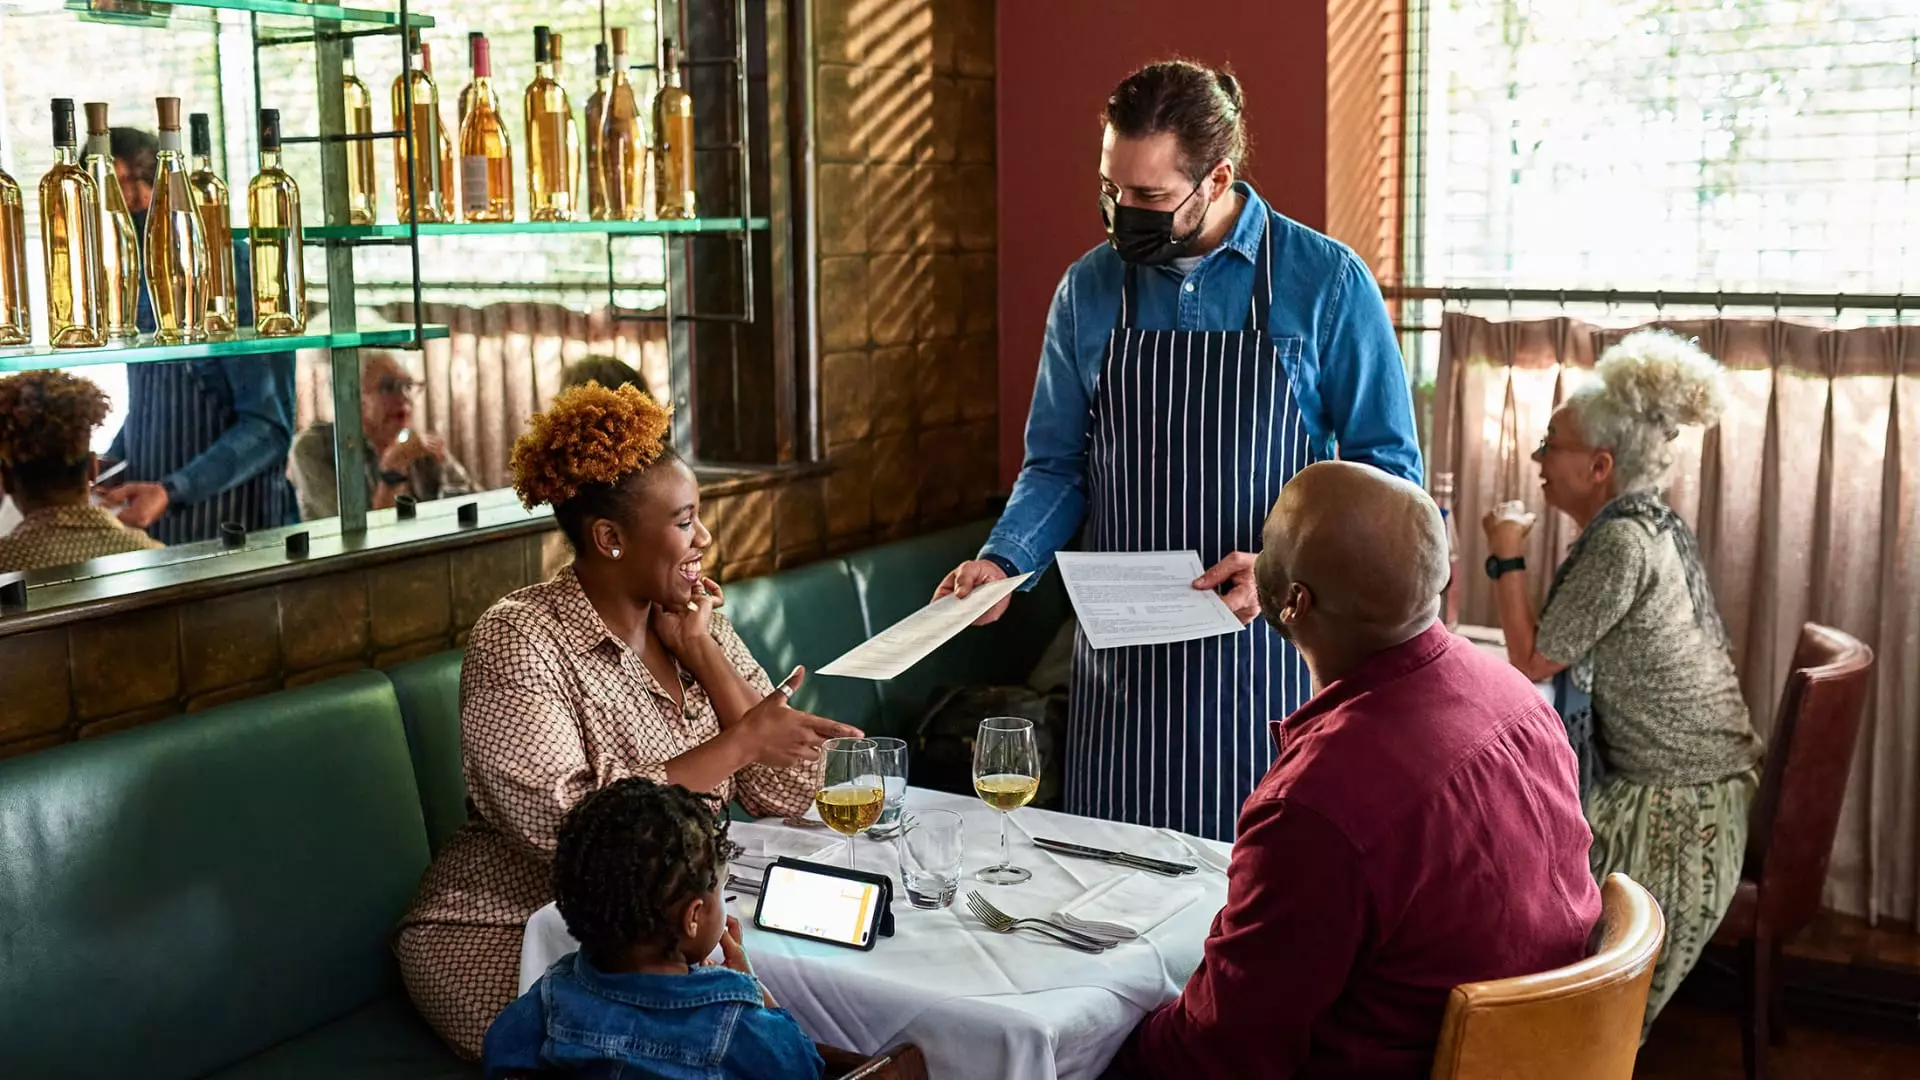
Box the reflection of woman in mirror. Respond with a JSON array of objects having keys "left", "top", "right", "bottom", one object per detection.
[
  {"left": 394, "top": 383, "right": 860, "bottom": 1060},
  {"left": 287, "top": 351, "right": 472, "bottom": 521},
  {"left": 0, "top": 370, "right": 162, "bottom": 573}
]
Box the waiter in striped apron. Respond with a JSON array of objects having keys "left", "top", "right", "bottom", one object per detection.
[{"left": 937, "top": 60, "right": 1422, "bottom": 841}]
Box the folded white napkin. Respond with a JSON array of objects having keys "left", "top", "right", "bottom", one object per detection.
[{"left": 1053, "top": 871, "right": 1207, "bottom": 940}]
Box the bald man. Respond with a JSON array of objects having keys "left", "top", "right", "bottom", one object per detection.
[
  {"left": 1110, "top": 462, "right": 1601, "bottom": 1080},
  {"left": 287, "top": 352, "right": 472, "bottom": 521}
]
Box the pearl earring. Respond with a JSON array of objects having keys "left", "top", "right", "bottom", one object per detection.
[{"left": 609, "top": 548, "right": 623, "bottom": 560}]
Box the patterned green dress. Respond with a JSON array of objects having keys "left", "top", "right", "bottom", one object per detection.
[{"left": 1537, "top": 512, "right": 1764, "bottom": 1033}]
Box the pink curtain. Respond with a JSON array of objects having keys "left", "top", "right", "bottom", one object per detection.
[
  {"left": 1435, "top": 310, "right": 1920, "bottom": 922},
  {"left": 295, "top": 303, "right": 669, "bottom": 491}
]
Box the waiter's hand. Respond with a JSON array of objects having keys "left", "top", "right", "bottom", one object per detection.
[
  {"left": 102, "top": 482, "right": 170, "bottom": 530},
  {"left": 934, "top": 559, "right": 1012, "bottom": 627},
  {"left": 1194, "top": 552, "right": 1261, "bottom": 625}
]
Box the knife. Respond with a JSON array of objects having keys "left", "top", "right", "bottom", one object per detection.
[{"left": 1033, "top": 836, "right": 1198, "bottom": 876}]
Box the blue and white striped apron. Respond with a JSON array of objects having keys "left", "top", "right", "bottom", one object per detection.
[{"left": 1065, "top": 215, "right": 1319, "bottom": 841}]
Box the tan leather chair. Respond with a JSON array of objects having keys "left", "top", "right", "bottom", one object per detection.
[
  {"left": 820, "top": 1042, "right": 930, "bottom": 1080},
  {"left": 1430, "top": 873, "right": 1664, "bottom": 1080}
]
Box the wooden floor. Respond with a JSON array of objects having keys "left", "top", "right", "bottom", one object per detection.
[
  {"left": 1635, "top": 909, "right": 1920, "bottom": 1078},
  {"left": 1637, "top": 999, "right": 1920, "bottom": 1078}
]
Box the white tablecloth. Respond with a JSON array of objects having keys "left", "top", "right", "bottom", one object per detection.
[{"left": 519, "top": 787, "right": 1232, "bottom": 1080}]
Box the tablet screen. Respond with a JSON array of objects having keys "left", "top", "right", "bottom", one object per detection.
[{"left": 757, "top": 864, "right": 883, "bottom": 947}]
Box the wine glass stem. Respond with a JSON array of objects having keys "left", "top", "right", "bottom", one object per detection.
[
  {"left": 998, "top": 812, "right": 1011, "bottom": 870},
  {"left": 847, "top": 834, "right": 856, "bottom": 869}
]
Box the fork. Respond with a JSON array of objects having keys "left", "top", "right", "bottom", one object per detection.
[{"left": 965, "top": 891, "right": 1114, "bottom": 952}]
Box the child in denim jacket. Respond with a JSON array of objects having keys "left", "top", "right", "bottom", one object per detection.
[{"left": 482, "top": 778, "right": 824, "bottom": 1080}]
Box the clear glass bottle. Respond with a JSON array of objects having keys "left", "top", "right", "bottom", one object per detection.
[
  {"left": 81, "top": 102, "right": 141, "bottom": 340},
  {"left": 524, "top": 26, "right": 578, "bottom": 222},
  {"left": 145, "top": 96, "right": 210, "bottom": 345},
  {"left": 39, "top": 98, "right": 107, "bottom": 349},
  {"left": 188, "top": 112, "right": 238, "bottom": 337},
  {"left": 652, "top": 36, "right": 696, "bottom": 220},
  {"left": 0, "top": 167, "right": 30, "bottom": 346},
  {"left": 552, "top": 33, "right": 581, "bottom": 206},
  {"left": 248, "top": 109, "right": 306, "bottom": 336},
  {"left": 391, "top": 30, "right": 450, "bottom": 223},
  {"left": 427, "top": 44, "right": 458, "bottom": 218},
  {"left": 341, "top": 36, "right": 378, "bottom": 225},
  {"left": 458, "top": 34, "right": 514, "bottom": 222},
  {"left": 1433, "top": 470, "right": 1463, "bottom": 630},
  {"left": 584, "top": 43, "right": 613, "bottom": 221},
  {"left": 602, "top": 27, "right": 649, "bottom": 221}
]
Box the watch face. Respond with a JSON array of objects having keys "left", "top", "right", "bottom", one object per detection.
[{"left": 1485, "top": 555, "right": 1503, "bottom": 579}]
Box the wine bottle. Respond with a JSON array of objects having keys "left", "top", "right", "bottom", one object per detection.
[
  {"left": 341, "top": 36, "right": 378, "bottom": 225},
  {"left": 458, "top": 34, "right": 514, "bottom": 222},
  {"left": 82, "top": 103, "right": 141, "bottom": 340},
  {"left": 426, "top": 44, "right": 458, "bottom": 218},
  {"left": 248, "top": 109, "right": 306, "bottom": 336},
  {"left": 392, "top": 29, "right": 450, "bottom": 223},
  {"left": 602, "top": 27, "right": 649, "bottom": 222},
  {"left": 552, "top": 33, "right": 582, "bottom": 205},
  {"left": 40, "top": 99, "right": 107, "bottom": 349},
  {"left": 524, "top": 26, "right": 577, "bottom": 222},
  {"left": 145, "top": 96, "right": 210, "bottom": 345},
  {"left": 584, "top": 43, "right": 613, "bottom": 221},
  {"left": 653, "top": 36, "right": 696, "bottom": 220},
  {"left": 187, "top": 112, "right": 239, "bottom": 337},
  {"left": 457, "top": 31, "right": 497, "bottom": 122},
  {"left": 0, "top": 167, "right": 31, "bottom": 346}
]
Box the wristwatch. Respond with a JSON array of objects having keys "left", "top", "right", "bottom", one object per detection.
[
  {"left": 1485, "top": 555, "right": 1526, "bottom": 580},
  {"left": 980, "top": 553, "right": 1020, "bottom": 579}
]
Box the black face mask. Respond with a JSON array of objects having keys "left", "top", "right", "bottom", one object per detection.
[{"left": 1101, "top": 178, "right": 1210, "bottom": 266}]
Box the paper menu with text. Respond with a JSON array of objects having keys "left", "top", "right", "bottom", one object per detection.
[
  {"left": 817, "top": 572, "right": 1033, "bottom": 680},
  {"left": 1054, "top": 550, "right": 1245, "bottom": 650}
]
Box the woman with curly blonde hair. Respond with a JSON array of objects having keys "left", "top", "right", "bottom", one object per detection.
[
  {"left": 395, "top": 383, "right": 861, "bottom": 1059},
  {"left": 0, "top": 371, "right": 162, "bottom": 573},
  {"left": 1481, "top": 330, "right": 1763, "bottom": 1032}
]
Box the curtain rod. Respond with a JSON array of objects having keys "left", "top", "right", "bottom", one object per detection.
[{"left": 1381, "top": 285, "right": 1916, "bottom": 313}]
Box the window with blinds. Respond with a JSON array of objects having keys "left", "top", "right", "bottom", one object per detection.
[{"left": 1409, "top": 0, "right": 1920, "bottom": 293}]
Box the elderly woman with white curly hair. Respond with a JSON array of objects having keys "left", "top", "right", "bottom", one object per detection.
[{"left": 1481, "top": 329, "right": 1763, "bottom": 1033}]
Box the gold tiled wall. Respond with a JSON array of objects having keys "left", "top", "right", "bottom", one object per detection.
[
  {"left": 0, "top": 535, "right": 546, "bottom": 760},
  {"left": 811, "top": 0, "right": 1000, "bottom": 558}
]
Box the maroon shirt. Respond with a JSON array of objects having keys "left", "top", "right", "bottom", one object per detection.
[{"left": 1112, "top": 623, "right": 1601, "bottom": 1080}]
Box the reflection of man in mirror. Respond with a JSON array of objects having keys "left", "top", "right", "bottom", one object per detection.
[
  {"left": 96, "top": 128, "right": 300, "bottom": 545},
  {"left": 288, "top": 351, "right": 472, "bottom": 522}
]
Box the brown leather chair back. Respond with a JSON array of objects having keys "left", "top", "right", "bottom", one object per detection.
[
  {"left": 1742, "top": 623, "right": 1874, "bottom": 938},
  {"left": 1429, "top": 873, "right": 1664, "bottom": 1080}
]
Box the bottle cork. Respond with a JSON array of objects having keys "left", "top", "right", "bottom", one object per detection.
[
  {"left": 533, "top": 26, "right": 551, "bottom": 64},
  {"left": 190, "top": 113, "right": 212, "bottom": 157},
  {"left": 611, "top": 27, "right": 629, "bottom": 56},
  {"left": 84, "top": 102, "right": 111, "bottom": 137},
  {"left": 155, "top": 96, "right": 182, "bottom": 131}
]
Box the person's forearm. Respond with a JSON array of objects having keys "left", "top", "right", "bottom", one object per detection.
[
  {"left": 163, "top": 416, "right": 288, "bottom": 506},
  {"left": 683, "top": 639, "right": 761, "bottom": 728},
  {"left": 663, "top": 726, "right": 754, "bottom": 793},
  {"left": 1494, "top": 571, "right": 1559, "bottom": 680}
]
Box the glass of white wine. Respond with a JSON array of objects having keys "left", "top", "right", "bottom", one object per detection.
[
  {"left": 816, "top": 738, "right": 884, "bottom": 869},
  {"left": 972, "top": 716, "right": 1040, "bottom": 885}
]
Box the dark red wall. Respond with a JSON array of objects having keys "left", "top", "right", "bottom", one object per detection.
[{"left": 994, "top": 1, "right": 1330, "bottom": 486}]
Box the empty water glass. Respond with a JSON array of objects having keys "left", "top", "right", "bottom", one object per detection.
[
  {"left": 865, "top": 737, "right": 910, "bottom": 838},
  {"left": 896, "top": 809, "right": 963, "bottom": 909}
]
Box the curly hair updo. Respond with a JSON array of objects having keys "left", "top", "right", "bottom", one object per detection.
[
  {"left": 510, "top": 381, "right": 675, "bottom": 548},
  {"left": 553, "top": 778, "right": 741, "bottom": 964},
  {"left": 0, "top": 371, "right": 113, "bottom": 495},
  {"left": 1567, "top": 330, "right": 1726, "bottom": 496}
]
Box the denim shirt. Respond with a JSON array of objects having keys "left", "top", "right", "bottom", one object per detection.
[
  {"left": 983, "top": 183, "right": 1423, "bottom": 579},
  {"left": 483, "top": 953, "right": 825, "bottom": 1080}
]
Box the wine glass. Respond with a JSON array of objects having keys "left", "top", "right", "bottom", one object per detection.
[
  {"left": 817, "top": 738, "right": 883, "bottom": 868},
  {"left": 972, "top": 716, "right": 1039, "bottom": 885}
]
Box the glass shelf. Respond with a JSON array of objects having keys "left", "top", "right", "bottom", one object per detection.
[
  {"left": 52, "top": 0, "right": 435, "bottom": 26},
  {"left": 0, "top": 324, "right": 449, "bottom": 373},
  {"left": 305, "top": 217, "right": 769, "bottom": 240}
]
